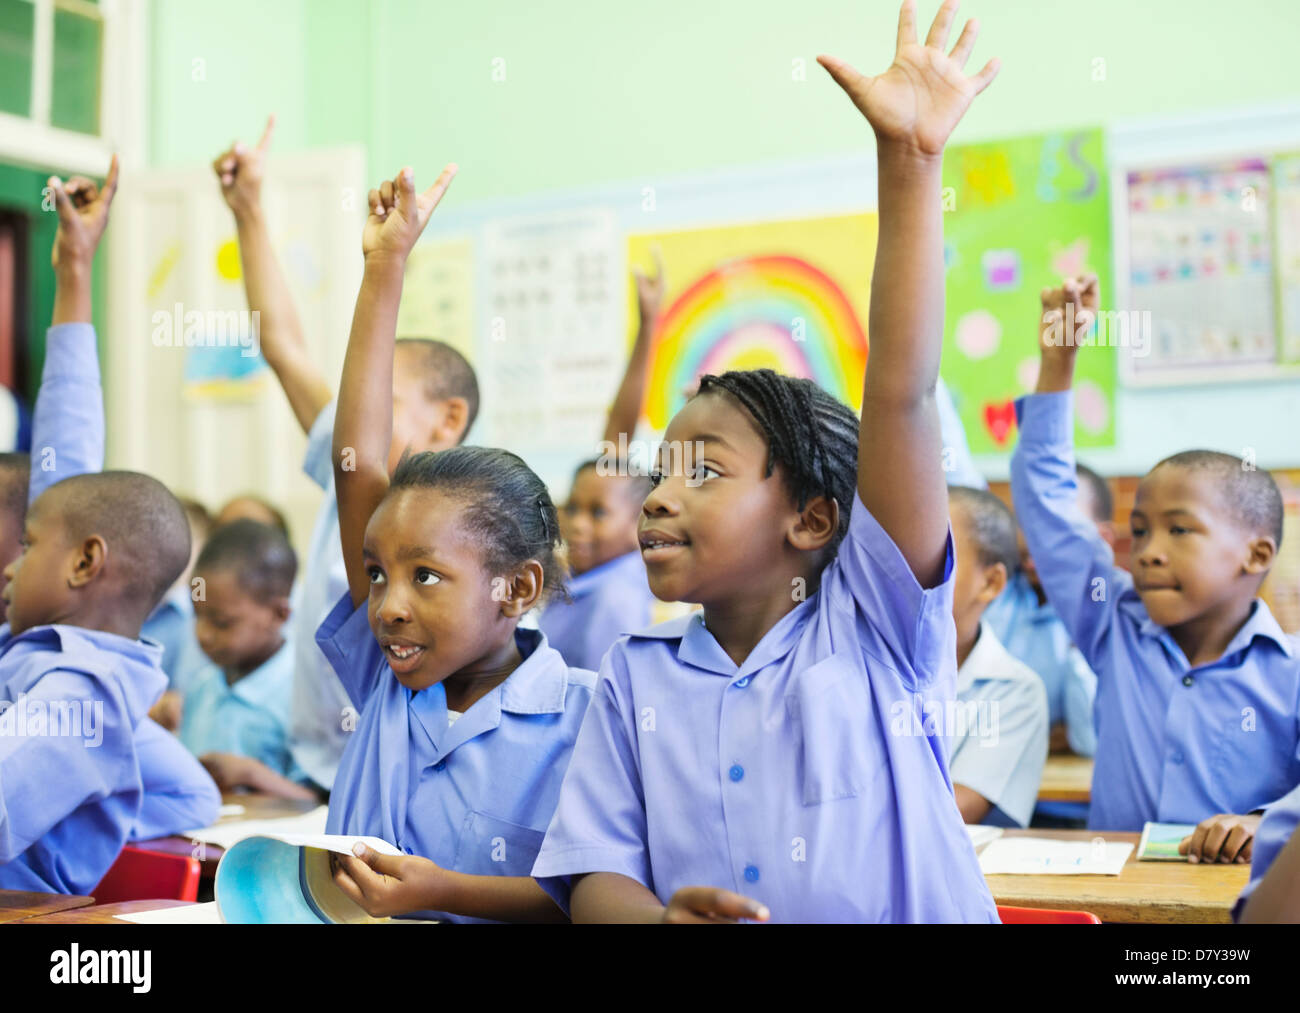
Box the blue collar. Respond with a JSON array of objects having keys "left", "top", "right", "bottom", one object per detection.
[
  {"left": 1137, "top": 598, "right": 1296, "bottom": 665},
  {"left": 227, "top": 639, "right": 294, "bottom": 709},
  {"left": 630, "top": 597, "right": 815, "bottom": 677}
]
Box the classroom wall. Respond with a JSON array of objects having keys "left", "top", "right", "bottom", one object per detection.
[{"left": 142, "top": 0, "right": 1300, "bottom": 490}]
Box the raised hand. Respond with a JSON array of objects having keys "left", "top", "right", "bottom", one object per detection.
[
  {"left": 818, "top": 0, "right": 999, "bottom": 157},
  {"left": 49, "top": 154, "right": 120, "bottom": 272},
  {"left": 633, "top": 244, "right": 667, "bottom": 323},
  {"left": 212, "top": 115, "right": 276, "bottom": 217},
  {"left": 362, "top": 164, "right": 458, "bottom": 261}
]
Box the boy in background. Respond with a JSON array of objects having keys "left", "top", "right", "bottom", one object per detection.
[
  {"left": 947, "top": 486, "right": 1049, "bottom": 827},
  {"left": 1011, "top": 274, "right": 1300, "bottom": 856},
  {"left": 179, "top": 519, "right": 315, "bottom": 800}
]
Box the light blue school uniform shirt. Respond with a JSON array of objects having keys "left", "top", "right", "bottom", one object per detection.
[
  {"left": 287, "top": 401, "right": 354, "bottom": 791},
  {"left": 538, "top": 550, "right": 655, "bottom": 672},
  {"left": 0, "top": 323, "right": 219, "bottom": 892},
  {"left": 141, "top": 586, "right": 206, "bottom": 695},
  {"left": 532, "top": 492, "right": 1000, "bottom": 923},
  {"left": 949, "top": 621, "right": 1049, "bottom": 828},
  {"left": 1234, "top": 779, "right": 1300, "bottom": 919},
  {"left": 130, "top": 716, "right": 222, "bottom": 842},
  {"left": 1011, "top": 391, "right": 1300, "bottom": 831},
  {"left": 317, "top": 594, "right": 597, "bottom": 923},
  {"left": 984, "top": 571, "right": 1099, "bottom": 756},
  {"left": 179, "top": 639, "right": 298, "bottom": 777}
]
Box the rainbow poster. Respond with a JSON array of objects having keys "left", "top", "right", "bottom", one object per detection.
[{"left": 628, "top": 214, "right": 876, "bottom": 429}]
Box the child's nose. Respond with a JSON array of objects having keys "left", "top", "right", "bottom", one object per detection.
[
  {"left": 377, "top": 586, "right": 412, "bottom": 623},
  {"left": 642, "top": 481, "right": 679, "bottom": 517}
]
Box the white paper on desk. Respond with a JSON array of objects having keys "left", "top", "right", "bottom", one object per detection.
[
  {"left": 244, "top": 833, "right": 403, "bottom": 858},
  {"left": 978, "top": 838, "right": 1133, "bottom": 876},
  {"left": 218, "top": 803, "right": 246, "bottom": 817},
  {"left": 965, "top": 825, "right": 1005, "bottom": 850},
  {"left": 114, "top": 902, "right": 222, "bottom": 924},
  {"left": 179, "top": 805, "right": 330, "bottom": 850}
]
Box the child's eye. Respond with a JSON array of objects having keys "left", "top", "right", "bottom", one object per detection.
[
  {"left": 691, "top": 464, "right": 721, "bottom": 482},
  {"left": 367, "top": 566, "right": 385, "bottom": 585},
  {"left": 415, "top": 569, "right": 441, "bottom": 586},
  {"left": 648, "top": 469, "right": 665, "bottom": 488},
  {"left": 1169, "top": 525, "right": 1189, "bottom": 535},
  {"left": 592, "top": 507, "right": 606, "bottom": 519}
]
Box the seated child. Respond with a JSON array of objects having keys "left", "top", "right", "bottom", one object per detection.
[
  {"left": 985, "top": 465, "right": 1107, "bottom": 756},
  {"left": 179, "top": 519, "right": 315, "bottom": 801},
  {"left": 143, "top": 495, "right": 211, "bottom": 726},
  {"left": 1011, "top": 274, "right": 1300, "bottom": 855},
  {"left": 1237, "top": 780, "right": 1300, "bottom": 922},
  {"left": 214, "top": 119, "right": 480, "bottom": 793},
  {"left": 318, "top": 164, "right": 595, "bottom": 922},
  {"left": 533, "top": 2, "right": 1003, "bottom": 922},
  {"left": 0, "top": 160, "right": 219, "bottom": 893},
  {"left": 540, "top": 460, "right": 655, "bottom": 670},
  {"left": 539, "top": 254, "right": 663, "bottom": 669},
  {"left": 947, "top": 486, "right": 1048, "bottom": 828}
]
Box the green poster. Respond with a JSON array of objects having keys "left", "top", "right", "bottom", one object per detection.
[{"left": 941, "top": 128, "right": 1114, "bottom": 455}]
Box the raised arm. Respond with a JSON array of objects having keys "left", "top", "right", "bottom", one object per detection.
[
  {"left": 1009, "top": 275, "right": 1124, "bottom": 668},
  {"left": 334, "top": 166, "right": 457, "bottom": 606},
  {"left": 29, "top": 157, "right": 119, "bottom": 504},
  {"left": 602, "top": 247, "right": 664, "bottom": 446},
  {"left": 819, "top": 0, "right": 999, "bottom": 587},
  {"left": 214, "top": 117, "right": 332, "bottom": 435}
]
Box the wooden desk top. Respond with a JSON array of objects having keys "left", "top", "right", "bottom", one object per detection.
[
  {"left": 983, "top": 829, "right": 1250, "bottom": 924},
  {"left": 1037, "top": 754, "right": 1094, "bottom": 804},
  {"left": 0, "top": 890, "right": 96, "bottom": 924},
  {"left": 20, "top": 900, "right": 196, "bottom": 925}
]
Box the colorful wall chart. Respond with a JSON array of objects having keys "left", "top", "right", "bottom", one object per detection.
[
  {"left": 941, "top": 128, "right": 1114, "bottom": 453},
  {"left": 628, "top": 214, "right": 875, "bottom": 430},
  {"left": 1274, "top": 152, "right": 1300, "bottom": 365}
]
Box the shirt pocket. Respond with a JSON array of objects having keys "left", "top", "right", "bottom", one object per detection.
[
  {"left": 452, "top": 810, "right": 547, "bottom": 878},
  {"left": 785, "top": 653, "right": 885, "bottom": 806}
]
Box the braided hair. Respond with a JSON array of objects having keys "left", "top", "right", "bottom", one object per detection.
[
  {"left": 389, "top": 446, "right": 566, "bottom": 599},
  {"left": 695, "top": 369, "right": 859, "bottom": 554}
]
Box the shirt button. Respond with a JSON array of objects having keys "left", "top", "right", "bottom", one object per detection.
[
  {"left": 1172, "top": 752, "right": 1184, "bottom": 764},
  {"left": 735, "top": 677, "right": 751, "bottom": 688},
  {"left": 729, "top": 764, "right": 745, "bottom": 782},
  {"left": 1182, "top": 675, "right": 1194, "bottom": 687},
  {"left": 403, "top": 845, "right": 414, "bottom": 855},
  {"left": 743, "top": 865, "right": 760, "bottom": 883},
  {"left": 433, "top": 760, "right": 447, "bottom": 771}
]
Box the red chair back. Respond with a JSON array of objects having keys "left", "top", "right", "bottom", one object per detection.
[
  {"left": 998, "top": 905, "right": 1102, "bottom": 924},
  {"left": 93, "top": 846, "right": 201, "bottom": 904}
]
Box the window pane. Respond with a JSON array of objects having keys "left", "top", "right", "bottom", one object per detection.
[
  {"left": 50, "top": 5, "right": 101, "bottom": 134},
  {"left": 0, "top": 0, "right": 34, "bottom": 118}
]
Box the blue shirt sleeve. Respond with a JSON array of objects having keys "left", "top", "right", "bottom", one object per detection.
[
  {"left": 28, "top": 323, "right": 104, "bottom": 505},
  {"left": 130, "top": 717, "right": 221, "bottom": 839},
  {"left": 314, "top": 592, "right": 384, "bottom": 710},
  {"left": 1063, "top": 646, "right": 1098, "bottom": 757},
  {"left": 936, "top": 376, "right": 986, "bottom": 490},
  {"left": 532, "top": 649, "right": 652, "bottom": 916},
  {"left": 0, "top": 668, "right": 133, "bottom": 862},
  {"left": 1009, "top": 392, "right": 1130, "bottom": 674},
  {"left": 822, "top": 492, "right": 957, "bottom": 691},
  {"left": 303, "top": 400, "right": 337, "bottom": 492}
]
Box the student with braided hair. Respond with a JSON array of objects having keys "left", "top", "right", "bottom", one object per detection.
[{"left": 532, "top": 0, "right": 1002, "bottom": 922}]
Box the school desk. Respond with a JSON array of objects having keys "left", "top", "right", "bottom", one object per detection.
[
  {"left": 134, "top": 792, "right": 322, "bottom": 877},
  {"left": 981, "top": 829, "right": 1250, "bottom": 924},
  {"left": 0, "top": 890, "right": 95, "bottom": 924},
  {"left": 1036, "top": 754, "right": 1094, "bottom": 804},
  {"left": 18, "top": 900, "right": 195, "bottom": 925}
]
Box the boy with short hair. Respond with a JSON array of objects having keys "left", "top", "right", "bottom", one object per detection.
[
  {"left": 213, "top": 118, "right": 480, "bottom": 792},
  {"left": 1011, "top": 274, "right": 1300, "bottom": 857},
  {"left": 947, "top": 486, "right": 1049, "bottom": 827},
  {"left": 0, "top": 162, "right": 220, "bottom": 893},
  {"left": 179, "top": 519, "right": 315, "bottom": 800}
]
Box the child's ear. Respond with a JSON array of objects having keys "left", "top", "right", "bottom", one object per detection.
[
  {"left": 67, "top": 534, "right": 108, "bottom": 588},
  {"left": 977, "top": 561, "right": 1008, "bottom": 606},
  {"left": 495, "top": 560, "right": 545, "bottom": 618},
  {"left": 788, "top": 495, "right": 839, "bottom": 553},
  {"left": 432, "top": 397, "right": 470, "bottom": 447},
  {"left": 1243, "top": 535, "right": 1277, "bottom": 576}
]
